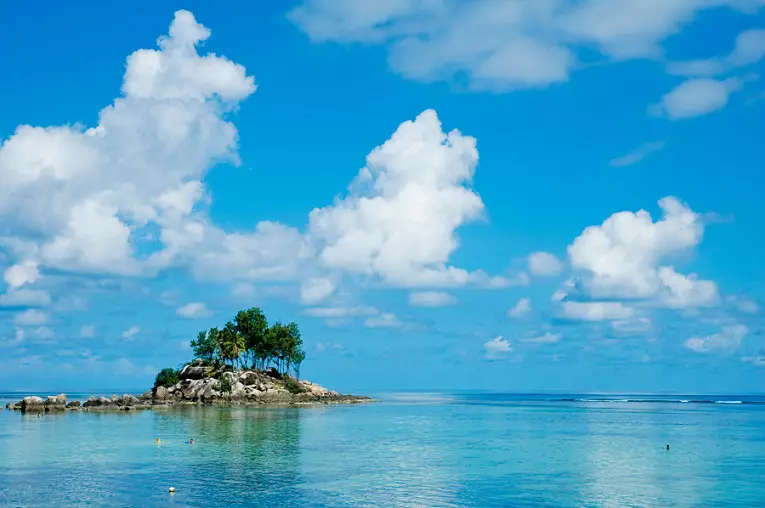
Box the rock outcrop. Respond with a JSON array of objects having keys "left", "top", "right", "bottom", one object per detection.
[{"left": 5, "top": 368, "right": 371, "bottom": 412}]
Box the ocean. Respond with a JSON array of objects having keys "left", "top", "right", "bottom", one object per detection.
[{"left": 1, "top": 392, "right": 764, "bottom": 507}]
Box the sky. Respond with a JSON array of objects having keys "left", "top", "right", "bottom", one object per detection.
[{"left": 0, "top": 1, "right": 763, "bottom": 394}]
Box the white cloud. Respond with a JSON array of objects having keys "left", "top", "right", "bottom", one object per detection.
[
  {"left": 608, "top": 141, "right": 666, "bottom": 167},
  {"left": 560, "top": 301, "right": 635, "bottom": 321},
  {"left": 684, "top": 325, "right": 747, "bottom": 353},
  {"left": 651, "top": 78, "right": 742, "bottom": 120},
  {"left": 308, "top": 109, "right": 488, "bottom": 288},
  {"left": 727, "top": 295, "right": 759, "bottom": 314},
  {"left": 299, "top": 277, "right": 336, "bottom": 305},
  {"left": 305, "top": 305, "right": 378, "bottom": 318},
  {"left": 611, "top": 317, "right": 652, "bottom": 334},
  {"left": 0, "top": 11, "right": 302, "bottom": 285},
  {"left": 566, "top": 197, "right": 718, "bottom": 308},
  {"left": 177, "top": 302, "right": 212, "bottom": 319},
  {"left": 521, "top": 332, "right": 561, "bottom": 344},
  {"left": 364, "top": 312, "right": 403, "bottom": 328},
  {"left": 528, "top": 252, "right": 563, "bottom": 276},
  {"left": 0, "top": 288, "right": 51, "bottom": 307},
  {"left": 667, "top": 29, "right": 765, "bottom": 76},
  {"left": 122, "top": 326, "right": 141, "bottom": 339},
  {"left": 3, "top": 261, "right": 40, "bottom": 288},
  {"left": 408, "top": 290, "right": 456, "bottom": 307},
  {"left": 508, "top": 297, "right": 531, "bottom": 318},
  {"left": 484, "top": 336, "right": 512, "bottom": 358},
  {"left": 289, "top": 1, "right": 764, "bottom": 91},
  {"left": 80, "top": 325, "right": 96, "bottom": 338},
  {"left": 13, "top": 309, "right": 48, "bottom": 326}
]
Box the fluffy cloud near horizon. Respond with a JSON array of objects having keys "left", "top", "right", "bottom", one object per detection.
[
  {"left": 684, "top": 325, "right": 748, "bottom": 353},
  {"left": 289, "top": 0, "right": 765, "bottom": 91},
  {"left": 484, "top": 336, "right": 512, "bottom": 358},
  {"left": 566, "top": 197, "right": 718, "bottom": 309}
]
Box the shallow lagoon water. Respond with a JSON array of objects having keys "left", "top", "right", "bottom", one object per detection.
[{"left": 1, "top": 392, "right": 764, "bottom": 507}]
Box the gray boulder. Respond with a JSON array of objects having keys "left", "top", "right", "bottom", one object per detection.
[
  {"left": 83, "top": 397, "right": 117, "bottom": 408},
  {"left": 179, "top": 364, "right": 211, "bottom": 380},
  {"left": 239, "top": 371, "right": 262, "bottom": 386},
  {"left": 154, "top": 386, "right": 170, "bottom": 401},
  {"left": 20, "top": 396, "right": 44, "bottom": 413}
]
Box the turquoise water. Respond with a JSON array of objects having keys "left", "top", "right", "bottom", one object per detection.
[{"left": 1, "top": 393, "right": 764, "bottom": 507}]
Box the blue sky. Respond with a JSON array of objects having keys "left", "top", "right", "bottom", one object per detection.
[{"left": 0, "top": 1, "right": 763, "bottom": 394}]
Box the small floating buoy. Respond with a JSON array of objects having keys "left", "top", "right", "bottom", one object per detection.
[
  {"left": 168, "top": 487, "right": 175, "bottom": 493},
  {"left": 156, "top": 438, "right": 161, "bottom": 444},
  {"left": 666, "top": 443, "right": 670, "bottom": 451}
]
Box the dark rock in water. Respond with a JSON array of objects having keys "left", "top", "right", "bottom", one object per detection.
[
  {"left": 66, "top": 401, "right": 81, "bottom": 408},
  {"left": 113, "top": 394, "right": 139, "bottom": 406},
  {"left": 83, "top": 397, "right": 117, "bottom": 408}
]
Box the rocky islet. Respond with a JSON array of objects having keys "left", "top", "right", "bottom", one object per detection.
[{"left": 5, "top": 362, "right": 371, "bottom": 413}]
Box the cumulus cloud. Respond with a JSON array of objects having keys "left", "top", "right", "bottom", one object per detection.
[
  {"left": 566, "top": 197, "right": 718, "bottom": 309},
  {"left": 308, "top": 109, "right": 487, "bottom": 288},
  {"left": 13, "top": 309, "right": 48, "bottom": 326},
  {"left": 684, "top": 325, "right": 747, "bottom": 353},
  {"left": 408, "top": 291, "right": 457, "bottom": 307},
  {"left": 177, "top": 302, "right": 212, "bottom": 319},
  {"left": 651, "top": 78, "right": 742, "bottom": 120},
  {"left": 0, "top": 11, "right": 310, "bottom": 286},
  {"left": 289, "top": 1, "right": 764, "bottom": 91},
  {"left": 608, "top": 141, "right": 666, "bottom": 167},
  {"left": 508, "top": 297, "right": 531, "bottom": 318},
  {"left": 299, "top": 277, "right": 336, "bottom": 305},
  {"left": 0, "top": 288, "right": 51, "bottom": 308},
  {"left": 528, "top": 252, "right": 563, "bottom": 276},
  {"left": 3, "top": 261, "right": 40, "bottom": 289},
  {"left": 484, "top": 336, "right": 512, "bottom": 358}
]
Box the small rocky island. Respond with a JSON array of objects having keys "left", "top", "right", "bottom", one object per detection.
[{"left": 6, "top": 306, "right": 371, "bottom": 413}]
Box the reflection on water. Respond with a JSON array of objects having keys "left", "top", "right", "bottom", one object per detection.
[{"left": 1, "top": 397, "right": 764, "bottom": 507}]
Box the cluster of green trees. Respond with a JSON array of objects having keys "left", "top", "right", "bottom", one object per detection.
[{"left": 189, "top": 307, "right": 306, "bottom": 378}]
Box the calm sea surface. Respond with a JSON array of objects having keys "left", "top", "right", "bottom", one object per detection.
[{"left": 1, "top": 392, "right": 764, "bottom": 507}]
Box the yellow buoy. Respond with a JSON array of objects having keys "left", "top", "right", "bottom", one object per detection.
[
  {"left": 168, "top": 487, "right": 175, "bottom": 493},
  {"left": 156, "top": 438, "right": 161, "bottom": 444}
]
